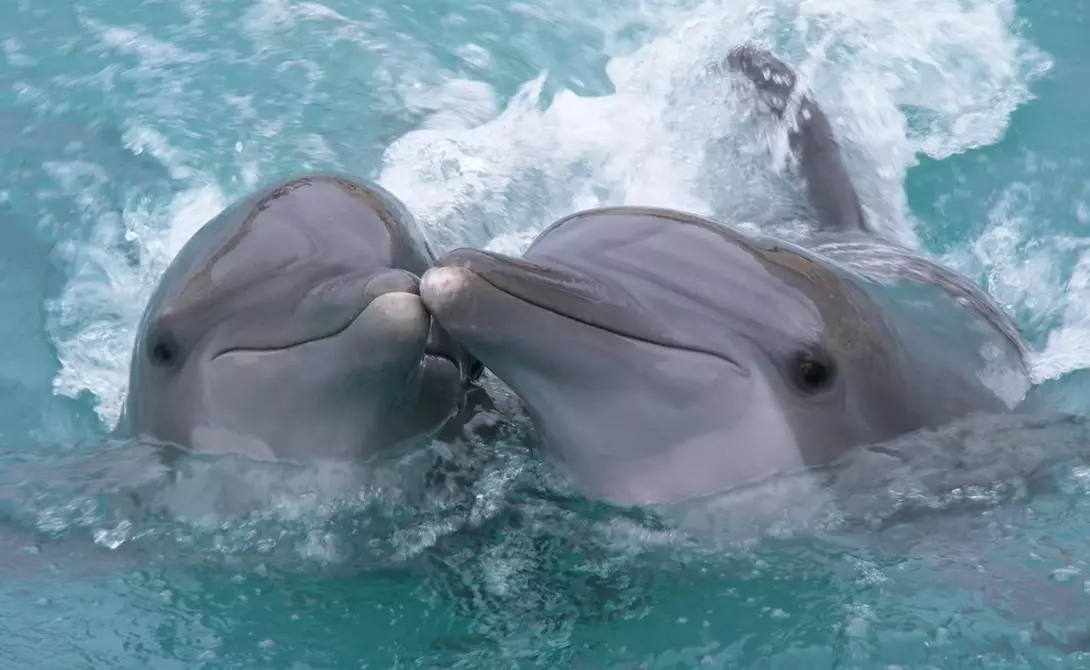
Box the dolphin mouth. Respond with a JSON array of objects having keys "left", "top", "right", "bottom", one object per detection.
[
  {"left": 207, "top": 284, "right": 473, "bottom": 384},
  {"left": 212, "top": 333, "right": 353, "bottom": 359},
  {"left": 431, "top": 248, "right": 745, "bottom": 371},
  {"left": 210, "top": 309, "right": 372, "bottom": 360},
  {"left": 215, "top": 342, "right": 460, "bottom": 377},
  {"left": 422, "top": 350, "right": 459, "bottom": 373},
  {"left": 210, "top": 308, "right": 469, "bottom": 385}
]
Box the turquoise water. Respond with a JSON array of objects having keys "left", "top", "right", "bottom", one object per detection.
[{"left": 3, "top": 0, "right": 1090, "bottom": 667}]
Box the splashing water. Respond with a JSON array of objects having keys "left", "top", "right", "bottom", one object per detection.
[{"left": 3, "top": 0, "right": 1090, "bottom": 666}]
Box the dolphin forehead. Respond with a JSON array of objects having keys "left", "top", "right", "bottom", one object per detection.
[
  {"left": 143, "top": 175, "right": 438, "bottom": 354},
  {"left": 169, "top": 176, "right": 434, "bottom": 312}
]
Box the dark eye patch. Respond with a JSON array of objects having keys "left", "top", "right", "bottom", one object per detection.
[
  {"left": 791, "top": 348, "right": 836, "bottom": 393},
  {"left": 148, "top": 333, "right": 180, "bottom": 369}
]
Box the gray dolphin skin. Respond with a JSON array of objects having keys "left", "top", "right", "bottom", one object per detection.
[
  {"left": 117, "top": 174, "right": 484, "bottom": 461},
  {"left": 418, "top": 45, "right": 1033, "bottom": 505}
]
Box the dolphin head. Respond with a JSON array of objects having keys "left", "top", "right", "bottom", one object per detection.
[
  {"left": 122, "top": 176, "right": 479, "bottom": 461},
  {"left": 420, "top": 207, "right": 924, "bottom": 504}
]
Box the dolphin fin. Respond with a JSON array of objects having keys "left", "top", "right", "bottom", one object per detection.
[{"left": 726, "top": 44, "right": 867, "bottom": 234}]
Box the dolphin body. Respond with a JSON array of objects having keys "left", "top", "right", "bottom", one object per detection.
[
  {"left": 116, "top": 173, "right": 499, "bottom": 462},
  {"left": 418, "top": 46, "right": 1034, "bottom": 505}
]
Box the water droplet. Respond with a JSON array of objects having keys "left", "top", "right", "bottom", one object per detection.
[
  {"left": 1051, "top": 566, "right": 1081, "bottom": 583},
  {"left": 92, "top": 520, "right": 133, "bottom": 550}
]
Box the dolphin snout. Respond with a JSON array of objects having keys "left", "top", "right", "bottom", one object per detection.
[
  {"left": 423, "top": 247, "right": 651, "bottom": 345},
  {"left": 362, "top": 268, "right": 420, "bottom": 302},
  {"left": 420, "top": 261, "right": 522, "bottom": 356},
  {"left": 353, "top": 291, "right": 431, "bottom": 349},
  {"left": 430, "top": 247, "right": 607, "bottom": 309},
  {"left": 421, "top": 248, "right": 597, "bottom": 330},
  {"left": 420, "top": 266, "right": 474, "bottom": 318}
]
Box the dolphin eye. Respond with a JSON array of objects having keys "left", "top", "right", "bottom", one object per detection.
[
  {"left": 148, "top": 335, "right": 180, "bottom": 369},
  {"left": 791, "top": 349, "right": 836, "bottom": 393}
]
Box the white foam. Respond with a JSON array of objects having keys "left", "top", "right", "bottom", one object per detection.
[
  {"left": 1033, "top": 251, "right": 1090, "bottom": 382},
  {"left": 80, "top": 17, "right": 207, "bottom": 68},
  {"left": 241, "top": 0, "right": 392, "bottom": 65},
  {"left": 47, "top": 169, "right": 227, "bottom": 428},
  {"left": 938, "top": 179, "right": 1090, "bottom": 385},
  {"left": 402, "top": 78, "right": 499, "bottom": 131},
  {"left": 379, "top": 0, "right": 1048, "bottom": 253},
  {"left": 943, "top": 183, "right": 1066, "bottom": 318}
]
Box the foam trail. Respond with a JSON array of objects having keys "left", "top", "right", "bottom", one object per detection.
[
  {"left": 1037, "top": 253, "right": 1090, "bottom": 382},
  {"left": 379, "top": 0, "right": 1049, "bottom": 253},
  {"left": 939, "top": 182, "right": 1090, "bottom": 385}
]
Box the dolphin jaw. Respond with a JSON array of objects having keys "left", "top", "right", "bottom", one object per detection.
[{"left": 357, "top": 291, "right": 429, "bottom": 344}]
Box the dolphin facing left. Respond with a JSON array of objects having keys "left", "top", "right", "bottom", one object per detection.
[
  {"left": 117, "top": 174, "right": 483, "bottom": 461},
  {"left": 417, "top": 46, "right": 1034, "bottom": 505}
]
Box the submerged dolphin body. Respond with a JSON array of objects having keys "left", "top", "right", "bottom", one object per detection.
[{"left": 418, "top": 46, "right": 1033, "bottom": 505}]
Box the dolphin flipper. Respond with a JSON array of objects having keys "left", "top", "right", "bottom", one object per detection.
[{"left": 726, "top": 44, "right": 867, "bottom": 234}]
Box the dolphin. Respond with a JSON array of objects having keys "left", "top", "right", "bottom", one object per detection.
[
  {"left": 117, "top": 173, "right": 488, "bottom": 462},
  {"left": 417, "top": 45, "right": 1034, "bottom": 505}
]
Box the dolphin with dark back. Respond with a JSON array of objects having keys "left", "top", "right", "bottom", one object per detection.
[
  {"left": 417, "top": 45, "right": 1034, "bottom": 505},
  {"left": 117, "top": 173, "right": 511, "bottom": 462}
]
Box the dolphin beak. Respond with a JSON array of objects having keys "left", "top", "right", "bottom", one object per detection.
[
  {"left": 420, "top": 247, "right": 744, "bottom": 372},
  {"left": 419, "top": 248, "right": 582, "bottom": 356},
  {"left": 418, "top": 264, "right": 479, "bottom": 324},
  {"left": 421, "top": 247, "right": 643, "bottom": 333},
  {"left": 417, "top": 262, "right": 506, "bottom": 349},
  {"left": 360, "top": 268, "right": 475, "bottom": 381},
  {"left": 433, "top": 248, "right": 607, "bottom": 305},
  {"left": 419, "top": 252, "right": 609, "bottom": 395}
]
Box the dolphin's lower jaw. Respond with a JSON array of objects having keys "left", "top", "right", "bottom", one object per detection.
[
  {"left": 191, "top": 291, "right": 459, "bottom": 455},
  {"left": 357, "top": 291, "right": 467, "bottom": 437},
  {"left": 352, "top": 291, "right": 431, "bottom": 354},
  {"left": 422, "top": 352, "right": 457, "bottom": 375}
]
